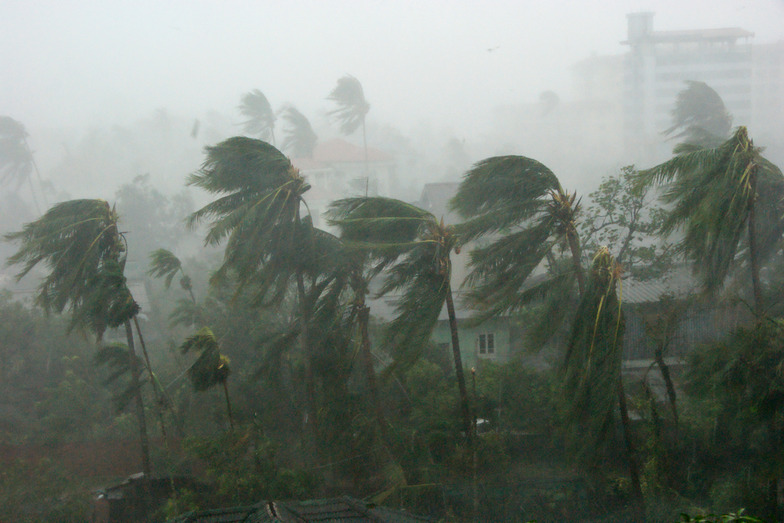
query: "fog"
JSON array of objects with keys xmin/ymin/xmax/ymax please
[{"xmin": 2, "ymin": 0, "xmax": 783, "ymax": 201}]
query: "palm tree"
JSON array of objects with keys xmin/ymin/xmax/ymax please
[
  {"xmin": 238, "ymin": 89, "xmax": 277, "ymax": 145},
  {"xmin": 450, "ymin": 155, "xmax": 585, "ymax": 324},
  {"xmin": 149, "ymin": 248, "xmax": 197, "ymax": 304},
  {"xmin": 5, "ymin": 199, "xmax": 151, "ymax": 475},
  {"xmin": 636, "ymin": 126, "xmax": 784, "ymax": 316},
  {"xmin": 179, "ymin": 327, "xmax": 234, "ymax": 429},
  {"xmin": 187, "ymin": 136, "xmax": 324, "ymax": 443},
  {"xmin": 280, "ymin": 105, "xmax": 318, "ymax": 159},
  {"xmin": 328, "ymin": 196, "xmax": 472, "ymax": 434},
  {"xmin": 560, "ymin": 247, "xmax": 644, "ymax": 517},
  {"xmin": 665, "ymin": 80, "xmax": 732, "ymax": 147},
  {"xmin": 0, "ymin": 116, "xmax": 43, "ymax": 213},
  {"xmin": 327, "ymin": 75, "xmax": 370, "ymax": 175}
]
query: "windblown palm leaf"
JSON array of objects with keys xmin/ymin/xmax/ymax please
[
  {"xmin": 451, "ymin": 155, "xmax": 585, "ymax": 318},
  {"xmin": 329, "ymin": 196, "xmax": 471, "ymax": 431},
  {"xmin": 637, "ymin": 126, "xmax": 784, "ymax": 304},
  {"xmin": 327, "ymin": 75, "xmax": 370, "ymax": 135},
  {"xmin": 180, "ymin": 327, "xmax": 231, "ymax": 391},
  {"xmin": 280, "ymin": 105, "xmax": 318, "ymax": 158},
  {"xmin": 5, "ymin": 199, "xmax": 138, "ymax": 335},
  {"xmin": 238, "ymin": 89, "xmax": 276, "ymax": 143},
  {"xmin": 148, "ymin": 248, "xmax": 183, "ymax": 289},
  {"xmin": 665, "ymin": 81, "xmax": 732, "ymax": 147},
  {"xmin": 560, "ymin": 248, "xmax": 624, "ymax": 466},
  {"xmin": 187, "ymin": 137, "xmax": 312, "ymax": 306},
  {"xmin": 0, "ymin": 116, "xmax": 33, "ymax": 189}
]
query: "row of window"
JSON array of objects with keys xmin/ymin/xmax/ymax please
[{"xmin": 438, "ymin": 332, "xmax": 496, "ymax": 356}]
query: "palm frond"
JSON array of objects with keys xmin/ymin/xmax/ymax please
[
  {"xmin": 451, "ymin": 155, "xmax": 561, "ymax": 240},
  {"xmin": 559, "ymin": 247, "xmax": 624, "ymax": 467},
  {"xmin": 148, "ymin": 248, "xmax": 182, "ymax": 289},
  {"xmin": 665, "ymin": 80, "xmax": 732, "ymax": 146},
  {"xmin": 5, "ymin": 199, "xmax": 136, "ymax": 334},
  {"xmin": 327, "ymin": 75, "xmax": 370, "ymax": 135},
  {"xmin": 180, "ymin": 327, "xmax": 230, "ymax": 391}
]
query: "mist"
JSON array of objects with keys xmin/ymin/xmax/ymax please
[{"xmin": 3, "ymin": 1, "xmax": 784, "ymax": 521}]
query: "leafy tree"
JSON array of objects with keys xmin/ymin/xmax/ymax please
[
  {"xmin": 179, "ymin": 327, "xmax": 234, "ymax": 429},
  {"xmin": 5, "ymin": 199, "xmax": 152, "ymax": 474},
  {"xmin": 328, "ymin": 75, "xmax": 370, "ymax": 172},
  {"xmin": 580, "ymin": 165, "xmax": 674, "ymax": 280},
  {"xmin": 665, "ymin": 81, "xmax": 733, "ymax": 148},
  {"xmin": 686, "ymin": 320, "xmax": 784, "ymax": 521},
  {"xmin": 560, "ymin": 247, "xmax": 644, "ymax": 516},
  {"xmin": 451, "ymin": 155, "xmax": 585, "ymax": 326},
  {"xmin": 280, "ymin": 105, "xmax": 318, "ymax": 158},
  {"xmin": 238, "ymin": 89, "xmax": 276, "ymax": 144},
  {"xmin": 636, "ymin": 126, "xmax": 784, "ymax": 316},
  {"xmin": 328, "ymin": 196, "xmax": 472, "ymax": 434}
]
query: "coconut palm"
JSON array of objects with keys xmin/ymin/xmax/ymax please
[
  {"xmin": 5, "ymin": 199, "xmax": 151, "ymax": 474},
  {"xmin": 636, "ymin": 126, "xmax": 784, "ymax": 316},
  {"xmin": 328, "ymin": 196, "xmax": 472, "ymax": 434},
  {"xmin": 149, "ymin": 248, "xmax": 197, "ymax": 304},
  {"xmin": 280, "ymin": 105, "xmax": 318, "ymax": 159},
  {"xmin": 179, "ymin": 327, "xmax": 234, "ymax": 429},
  {"xmin": 665, "ymin": 80, "xmax": 732, "ymax": 147},
  {"xmin": 328, "ymin": 75, "xmax": 370, "ymax": 173},
  {"xmin": 451, "ymin": 155, "xmax": 585, "ymax": 326},
  {"xmin": 0, "ymin": 116, "xmax": 42, "ymax": 213},
  {"xmin": 187, "ymin": 136, "xmax": 327, "ymax": 443},
  {"xmin": 560, "ymin": 247, "xmax": 644, "ymax": 516},
  {"xmin": 238, "ymin": 89, "xmax": 277, "ymax": 145}
]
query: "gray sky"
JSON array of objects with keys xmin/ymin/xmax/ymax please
[{"xmin": 2, "ymin": 0, "xmax": 783, "ymax": 137}]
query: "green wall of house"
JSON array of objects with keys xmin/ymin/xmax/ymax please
[{"xmin": 431, "ymin": 316, "xmax": 513, "ymax": 368}]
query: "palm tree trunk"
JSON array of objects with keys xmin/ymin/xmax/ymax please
[
  {"xmin": 124, "ymin": 320, "xmax": 152, "ymax": 476},
  {"xmin": 295, "ymin": 210, "xmax": 319, "ymax": 459},
  {"xmin": 358, "ymin": 303, "xmax": 391, "ymax": 446},
  {"xmin": 445, "ymin": 282, "xmax": 472, "ymax": 434},
  {"xmin": 618, "ymin": 377, "xmax": 644, "ymax": 518},
  {"xmin": 747, "ymin": 165, "xmax": 763, "ymax": 317},
  {"xmin": 222, "ymin": 380, "xmax": 235, "ymax": 430},
  {"xmin": 133, "ymin": 317, "xmax": 170, "ymax": 443},
  {"xmin": 654, "ymin": 345, "xmax": 679, "ymax": 427},
  {"xmin": 566, "ymin": 229, "xmax": 585, "ymax": 296}
]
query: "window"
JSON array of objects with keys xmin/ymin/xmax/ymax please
[{"xmin": 477, "ymin": 333, "xmax": 495, "ymax": 355}]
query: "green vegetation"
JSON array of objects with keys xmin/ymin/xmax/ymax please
[{"xmin": 2, "ymin": 80, "xmax": 783, "ymax": 522}]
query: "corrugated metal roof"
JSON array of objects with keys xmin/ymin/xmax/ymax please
[{"xmin": 167, "ymin": 497, "xmax": 431, "ymax": 522}]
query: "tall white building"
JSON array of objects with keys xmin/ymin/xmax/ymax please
[{"xmin": 622, "ymin": 12, "xmax": 755, "ymax": 163}]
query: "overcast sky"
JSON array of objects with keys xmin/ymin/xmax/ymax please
[{"xmin": 2, "ymin": 0, "xmax": 783, "ymax": 138}]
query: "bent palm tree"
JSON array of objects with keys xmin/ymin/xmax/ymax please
[
  {"xmin": 187, "ymin": 136, "xmax": 325, "ymax": 445},
  {"xmin": 238, "ymin": 89, "xmax": 277, "ymax": 145},
  {"xmin": 0, "ymin": 116, "xmax": 42, "ymax": 213},
  {"xmin": 5, "ymin": 199, "xmax": 151, "ymax": 474},
  {"xmin": 328, "ymin": 196, "xmax": 472, "ymax": 434},
  {"xmin": 328, "ymin": 75, "xmax": 370, "ymax": 175},
  {"xmin": 180, "ymin": 327, "xmax": 234, "ymax": 429},
  {"xmin": 636, "ymin": 126, "xmax": 784, "ymax": 316},
  {"xmin": 560, "ymin": 247, "xmax": 644, "ymax": 516},
  {"xmin": 451, "ymin": 156, "xmax": 585, "ymax": 324},
  {"xmin": 665, "ymin": 80, "xmax": 732, "ymax": 147},
  {"xmin": 280, "ymin": 105, "xmax": 318, "ymax": 159}
]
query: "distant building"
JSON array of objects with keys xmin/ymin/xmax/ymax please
[
  {"xmin": 622, "ymin": 11, "xmax": 755, "ymax": 163},
  {"xmin": 292, "ymin": 138, "xmax": 397, "ymax": 228},
  {"xmin": 569, "ymin": 12, "xmax": 784, "ymax": 166}
]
